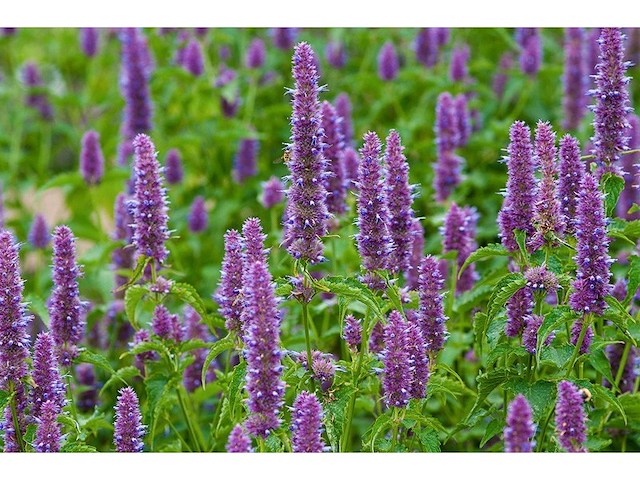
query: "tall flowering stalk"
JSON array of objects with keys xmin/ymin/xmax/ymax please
[
  {"xmin": 114, "ymin": 387, "xmax": 145, "ymax": 452},
  {"xmin": 504, "ymin": 394, "xmax": 535, "ymax": 452},
  {"xmin": 415, "ymin": 28, "xmax": 438, "ymax": 68},
  {"xmin": 590, "ymin": 28, "xmax": 632, "ymax": 174},
  {"xmin": 31, "ymin": 332, "xmax": 65, "ymax": 418},
  {"xmin": 356, "ymin": 131, "xmax": 391, "ymax": 290},
  {"xmin": 558, "ymin": 135, "xmax": 585, "ymax": 235},
  {"xmin": 335, "ymin": 93, "xmax": 354, "ymax": 147},
  {"xmin": 183, "ymin": 39, "xmax": 204, "ymax": 76},
  {"xmin": 34, "ymin": 400, "xmax": 62, "ymax": 453},
  {"xmin": 188, "ymin": 196, "xmax": 208, "ymax": 233},
  {"xmin": 434, "ymin": 92, "xmax": 463, "ymax": 201},
  {"xmin": 49, "ymin": 225, "xmax": 86, "ymax": 365},
  {"xmin": 215, "ymin": 229, "xmax": 244, "ymax": 336},
  {"xmin": 128, "ymin": 134, "xmax": 170, "ymax": 267},
  {"xmin": 406, "ymin": 318, "xmax": 430, "ymax": 399},
  {"xmin": 80, "ymin": 130, "xmax": 105, "ymax": 185},
  {"xmin": 28, "ymin": 213, "xmax": 51, "ymax": 249},
  {"xmin": 516, "ymin": 28, "xmax": 541, "ymax": 76},
  {"xmin": 164, "ymin": 148, "xmax": 184, "ymax": 185},
  {"xmin": 505, "ymin": 287, "xmax": 534, "ymax": 337},
  {"xmin": 563, "ymin": 28, "xmax": 588, "ymax": 130},
  {"xmin": 383, "ymin": 311, "xmax": 411, "ymax": 408},
  {"xmin": 260, "ymin": 176, "xmax": 285, "ymax": 209},
  {"xmin": 118, "ymin": 28, "xmax": 153, "ymax": 166},
  {"xmin": 233, "ymin": 138, "xmax": 259, "ymax": 184},
  {"xmin": 378, "ymin": 41, "xmax": 399, "ymax": 81},
  {"xmin": 226, "ymin": 424, "xmax": 252, "ymax": 452},
  {"xmin": 243, "ymin": 259, "xmax": 285, "ymax": 437},
  {"xmin": 442, "ymin": 203, "xmax": 478, "ymax": 293},
  {"xmin": 555, "ymin": 380, "xmax": 588, "ymax": 452},
  {"xmin": 0, "ymin": 231, "xmax": 31, "ymax": 451},
  {"xmin": 22, "ymin": 62, "xmax": 53, "ymax": 120},
  {"xmin": 384, "ymin": 130, "xmax": 414, "ymax": 274},
  {"xmin": 498, "ymin": 121, "xmax": 537, "ymax": 251},
  {"xmin": 406, "ymin": 218, "xmax": 425, "ymax": 290},
  {"xmin": 417, "ymin": 255, "xmax": 448, "ymax": 356},
  {"xmin": 80, "ymin": 28, "xmax": 99, "ymax": 57},
  {"xmin": 449, "ymin": 44, "xmax": 470, "ymax": 82},
  {"xmin": 282, "ymin": 42, "xmax": 329, "ymax": 264},
  {"xmin": 493, "ymin": 53, "xmax": 513, "ymax": 100},
  {"xmin": 321, "ymin": 101, "xmax": 347, "ymax": 216},
  {"xmin": 112, "ymin": 193, "xmax": 135, "ymax": 294},
  {"xmin": 291, "ymin": 391, "xmax": 327, "ymax": 452}
]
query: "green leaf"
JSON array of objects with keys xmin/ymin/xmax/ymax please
[
  {"xmin": 40, "ymin": 171, "xmax": 84, "ymax": 191},
  {"xmin": 124, "ymin": 285, "xmax": 147, "ymax": 329},
  {"xmin": 99, "ymin": 366, "xmax": 141, "ymax": 397},
  {"xmin": 76, "ymin": 349, "xmax": 115, "ymax": 375},
  {"xmin": 604, "ymin": 296, "xmax": 638, "ymax": 346},
  {"xmin": 0, "ymin": 390, "xmax": 8, "ymax": 411},
  {"xmin": 201, "ymin": 335, "xmax": 234, "ymax": 388},
  {"xmin": 170, "ymin": 282, "xmax": 223, "ymax": 328},
  {"xmin": 473, "ymin": 312, "xmax": 488, "ymax": 356},
  {"xmin": 324, "ymin": 385, "xmax": 356, "ymax": 452},
  {"xmin": 536, "ymin": 307, "xmax": 576, "ymax": 363},
  {"xmin": 479, "ymin": 417, "xmax": 504, "ymax": 448},
  {"xmin": 458, "ymin": 243, "xmax": 509, "ymax": 276},
  {"xmin": 601, "ymin": 172, "xmax": 625, "ymax": 217},
  {"xmin": 119, "ymin": 255, "xmax": 151, "ymax": 292},
  {"xmin": 464, "ymin": 368, "xmax": 513, "ymax": 423},
  {"xmin": 487, "ymin": 273, "xmax": 526, "ymax": 321},
  {"xmin": 123, "ymin": 340, "xmax": 168, "ymax": 358},
  {"xmin": 618, "ymin": 393, "xmax": 640, "ymax": 423},
  {"xmin": 504, "ymin": 379, "xmax": 555, "ymax": 422},
  {"xmin": 588, "ymin": 347, "xmax": 616, "ymax": 387},
  {"xmin": 315, "ymin": 276, "xmax": 384, "ymax": 320},
  {"xmin": 362, "ymin": 410, "xmax": 393, "ymax": 452},
  {"xmin": 514, "ymin": 229, "xmax": 529, "ymax": 262},
  {"xmin": 625, "ymin": 255, "xmax": 640, "ymax": 307},
  {"xmin": 416, "ymin": 428, "xmax": 441, "ymax": 452},
  {"xmin": 145, "ymin": 373, "xmax": 177, "ymax": 440},
  {"xmin": 179, "ymin": 338, "xmax": 212, "ymax": 354},
  {"xmin": 61, "ymin": 442, "xmax": 98, "ymax": 452}
]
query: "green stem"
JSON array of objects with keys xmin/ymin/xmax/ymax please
[
  {"xmin": 66, "ymin": 368, "xmax": 79, "ymax": 425},
  {"xmin": 301, "ymin": 300, "xmax": 313, "ymax": 378},
  {"xmin": 614, "ymin": 342, "xmax": 632, "ymax": 391},
  {"xmin": 527, "ymin": 354, "xmax": 534, "ymax": 383},
  {"xmin": 565, "ymin": 316, "xmax": 590, "ymax": 377},
  {"xmin": 390, "ymin": 408, "xmax": 399, "ymax": 452},
  {"xmin": 8, "ymin": 381, "xmax": 25, "ymax": 452},
  {"xmin": 537, "ymin": 406, "xmax": 555, "ymax": 452},
  {"xmin": 176, "ymin": 386, "xmax": 206, "ymax": 452},
  {"xmin": 257, "ymin": 436, "xmax": 266, "ymax": 453}
]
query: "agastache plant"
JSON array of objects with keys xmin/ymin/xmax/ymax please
[
  {"xmin": 558, "ymin": 135, "xmax": 585, "ymax": 234},
  {"xmin": 441, "ymin": 203, "xmax": 478, "ymax": 294},
  {"xmin": 563, "ymin": 28, "xmax": 588, "ymax": 130},
  {"xmin": 417, "ymin": 255, "xmax": 448, "ymax": 356},
  {"xmin": 555, "ymin": 380, "xmax": 588, "ymax": 452},
  {"xmin": 113, "ymin": 386, "xmax": 145, "ymax": 452},
  {"xmin": 80, "ymin": 130, "xmax": 105, "ymax": 185},
  {"xmin": 291, "ymin": 391, "xmax": 328, "ymax": 452},
  {"xmin": 378, "ymin": 41, "xmax": 399, "ymax": 81},
  {"xmin": 215, "ymin": 229, "xmax": 244, "ymax": 336},
  {"xmin": 434, "ymin": 92, "xmax": 463, "ymax": 201},
  {"xmin": 31, "ymin": 331, "xmax": 65, "ymax": 418},
  {"xmin": 28, "ymin": 213, "xmax": 51, "ymax": 249},
  {"xmin": 34, "ymin": 400, "xmax": 62, "ymax": 453},
  {"xmin": 233, "ymin": 138, "xmax": 259, "ymax": 184},
  {"xmin": 504, "ymin": 394, "xmax": 535, "ymax": 452},
  {"xmin": 321, "ymin": 100, "xmax": 347, "ymax": 216},
  {"xmin": 383, "ymin": 311, "xmax": 411, "ymax": 408}
]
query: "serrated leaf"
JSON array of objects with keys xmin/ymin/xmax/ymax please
[
  {"xmin": 201, "ymin": 335, "xmax": 234, "ymax": 388},
  {"xmin": 618, "ymin": 393, "xmax": 640, "ymax": 422},
  {"xmin": 601, "ymin": 172, "xmax": 625, "ymax": 217},
  {"xmin": 417, "ymin": 428, "xmax": 441, "ymax": 452},
  {"xmin": 119, "ymin": 255, "xmax": 151, "ymax": 293},
  {"xmin": 170, "ymin": 282, "xmax": 219, "ymax": 328},
  {"xmin": 473, "ymin": 312, "xmax": 488, "ymax": 356},
  {"xmin": 179, "ymin": 338, "xmax": 212, "ymax": 354},
  {"xmin": 487, "ymin": 273, "xmax": 526, "ymax": 321},
  {"xmin": 464, "ymin": 368, "xmax": 513, "ymax": 423},
  {"xmin": 61, "ymin": 442, "xmax": 98, "ymax": 452},
  {"xmin": 324, "ymin": 386, "xmax": 356, "ymax": 452},
  {"xmin": 604, "ymin": 296, "xmax": 638, "ymax": 346},
  {"xmin": 588, "ymin": 347, "xmax": 616, "ymax": 387},
  {"xmin": 504, "ymin": 379, "xmax": 555, "ymax": 422},
  {"xmin": 145, "ymin": 373, "xmax": 176, "ymax": 440},
  {"xmin": 536, "ymin": 307, "xmax": 576, "ymax": 363},
  {"xmin": 315, "ymin": 276, "xmax": 384, "ymax": 320},
  {"xmin": 459, "ymin": 243, "xmax": 509, "ymax": 276},
  {"xmin": 625, "ymin": 255, "xmax": 640, "ymax": 307},
  {"xmin": 99, "ymin": 366, "xmax": 140, "ymax": 397},
  {"xmin": 76, "ymin": 349, "xmax": 115, "ymax": 375},
  {"xmin": 124, "ymin": 285, "xmax": 147, "ymax": 329},
  {"xmin": 480, "ymin": 417, "xmax": 504, "ymax": 448},
  {"xmin": 123, "ymin": 340, "xmax": 168, "ymax": 358},
  {"xmin": 362, "ymin": 410, "xmax": 393, "ymax": 452}
]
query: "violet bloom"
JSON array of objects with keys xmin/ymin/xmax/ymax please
[
  {"xmin": 406, "ymin": 218, "xmax": 425, "ymax": 290},
  {"xmin": 227, "ymin": 424, "xmax": 252, "ymax": 452},
  {"xmin": 112, "ymin": 193, "xmax": 134, "ymax": 295},
  {"xmin": 28, "ymin": 213, "xmax": 51, "ymax": 249},
  {"xmin": 570, "ymin": 318, "xmax": 594, "ymax": 355},
  {"xmin": 505, "ymin": 288, "xmax": 534, "ymax": 338},
  {"xmin": 215, "ymin": 229, "xmax": 244, "ymax": 336},
  {"xmin": 435, "ymin": 28, "xmax": 450, "ymax": 46},
  {"xmin": 415, "ymin": 28, "xmax": 438, "ymax": 68},
  {"xmin": 242, "ymin": 217, "xmax": 268, "ymax": 271},
  {"xmin": 188, "ymin": 196, "xmax": 208, "ymax": 233},
  {"xmin": 22, "ymin": 62, "xmax": 53, "ymax": 120},
  {"xmin": 164, "ymin": 148, "xmax": 184, "ymax": 185},
  {"xmin": 569, "ymin": 173, "xmax": 613, "ymax": 316},
  {"xmin": 128, "ymin": 134, "xmax": 170, "ymax": 266},
  {"xmin": 260, "ymin": 176, "xmax": 285, "ymax": 209},
  {"xmin": 183, "ymin": 39, "xmax": 204, "ymax": 76},
  {"xmin": 291, "ymin": 391, "xmax": 327, "ymax": 452},
  {"xmin": 271, "ymin": 28, "xmax": 298, "ymax": 50},
  {"xmin": 245, "ymin": 38, "xmax": 266, "ymax": 69},
  {"xmin": 221, "ymin": 94, "xmax": 240, "ymax": 118},
  {"xmin": 406, "ymin": 318, "xmax": 430, "ymax": 399},
  {"xmin": 590, "ymin": 28, "xmax": 632, "ymax": 174},
  {"xmin": 356, "ymin": 131, "xmax": 391, "ymax": 290},
  {"xmin": 117, "ymin": 29, "xmax": 153, "ymax": 166},
  {"xmin": 493, "ymin": 53, "xmax": 513, "ymax": 100},
  {"xmin": 131, "ymin": 329, "xmax": 157, "ymax": 374},
  {"xmin": 555, "ymin": 380, "xmax": 588, "ymax": 452},
  {"xmin": 531, "ymin": 121, "xmax": 564, "ymax": 249},
  {"xmin": 417, "ymin": 255, "xmax": 448, "ymax": 355},
  {"xmin": 558, "ymin": 135, "xmax": 585, "ymax": 235},
  {"xmin": 519, "ymin": 30, "xmax": 542, "ymax": 76},
  {"xmin": 152, "ymin": 304, "xmax": 181, "ymax": 342},
  {"xmin": 497, "ymin": 121, "xmax": 537, "ymax": 251},
  {"xmin": 49, "ymin": 225, "xmax": 86, "ymax": 365},
  {"xmin": 504, "ymin": 394, "xmax": 535, "ymax": 453},
  {"xmin": 618, "ymin": 115, "xmax": 640, "ymax": 219},
  {"xmin": 114, "ymin": 387, "xmax": 145, "ymax": 452},
  {"xmin": 434, "ymin": 92, "xmax": 463, "ymax": 202},
  {"xmin": 243, "ymin": 260, "xmax": 285, "ymax": 438},
  {"xmin": 80, "ymin": 28, "xmax": 99, "ymax": 57},
  {"xmin": 233, "ymin": 138, "xmax": 259, "ymax": 184},
  {"xmin": 522, "ymin": 314, "xmax": 543, "ymax": 355},
  {"xmin": 341, "ymin": 147, "xmax": 360, "ymax": 191},
  {"xmin": 587, "ymin": 29, "xmax": 601, "ymax": 88},
  {"xmin": 31, "ymin": 332, "xmax": 65, "ymax": 418},
  {"xmin": 563, "ymin": 28, "xmax": 588, "ymax": 130},
  {"xmin": 383, "ymin": 310, "xmax": 411, "ymax": 408},
  {"xmin": 441, "ymin": 203, "xmax": 478, "ymax": 294},
  {"xmin": 369, "ymin": 321, "xmax": 385, "ymax": 354},
  {"xmin": 378, "ymin": 41, "xmax": 399, "ymax": 81},
  {"xmin": 321, "ymin": 101, "xmax": 347, "ymax": 216},
  {"xmin": 524, "ymin": 266, "xmax": 559, "ymax": 293},
  {"xmin": 335, "ymin": 93, "xmax": 354, "ymax": 147},
  {"xmin": 183, "ymin": 306, "xmax": 215, "ymax": 392},
  {"xmin": 455, "ymin": 94, "xmax": 471, "ymax": 147},
  {"xmin": 34, "ymin": 400, "xmax": 62, "ymax": 453},
  {"xmin": 0, "ymin": 231, "xmax": 31, "ymax": 452},
  {"xmin": 311, "ymin": 352, "xmax": 335, "ymax": 392},
  {"xmin": 215, "ymin": 64, "xmax": 237, "ymax": 88},
  {"xmin": 282, "ymin": 42, "xmax": 329, "ymax": 264},
  {"xmin": 605, "ymin": 343, "xmax": 637, "ymax": 393},
  {"xmin": 325, "ymin": 41, "xmax": 347, "ymax": 69},
  {"xmin": 449, "ymin": 44, "xmax": 470, "ymax": 82},
  {"xmin": 342, "ymin": 314, "xmax": 362, "ymax": 350},
  {"xmin": 80, "ymin": 130, "xmax": 105, "ymax": 185},
  {"xmin": 384, "ymin": 129, "xmax": 414, "ymax": 274}
]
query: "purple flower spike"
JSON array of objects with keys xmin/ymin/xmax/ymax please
[
  {"xmin": 245, "ymin": 38, "xmax": 266, "ymax": 69},
  {"xmin": 524, "ymin": 266, "xmax": 558, "ymax": 293},
  {"xmin": 341, "ymin": 147, "xmax": 359, "ymax": 190},
  {"xmin": 271, "ymin": 28, "xmax": 299, "ymax": 50},
  {"xmin": 605, "ymin": 343, "xmax": 637, "ymax": 393},
  {"xmin": 114, "ymin": 386, "xmax": 145, "ymax": 452},
  {"xmin": 558, "ymin": 135, "xmax": 585, "ymax": 234},
  {"xmin": 183, "ymin": 306, "xmax": 215, "ymax": 392},
  {"xmin": 449, "ymin": 44, "xmax": 470, "ymax": 82},
  {"xmin": 243, "ymin": 260, "xmax": 285, "ymax": 438},
  {"xmin": 590, "ymin": 28, "xmax": 632, "ymax": 172},
  {"xmin": 406, "ymin": 218, "xmax": 425, "ymax": 290},
  {"xmin": 49, "ymin": 225, "xmax": 85, "ymax": 365},
  {"xmin": 129, "ymin": 134, "xmax": 170, "ymax": 266},
  {"xmin": 282, "ymin": 43, "xmax": 329, "ymax": 264},
  {"xmin": 415, "ymin": 28, "xmax": 438, "ymax": 68},
  {"xmin": 28, "ymin": 213, "xmax": 51, "ymax": 249},
  {"xmin": 498, "ymin": 121, "xmax": 537, "ymax": 251},
  {"xmin": 369, "ymin": 321, "xmax": 385, "ymax": 354},
  {"xmin": 378, "ymin": 41, "xmax": 399, "ymax": 81},
  {"xmin": 183, "ymin": 39, "xmax": 204, "ymax": 76},
  {"xmin": 563, "ymin": 28, "xmax": 588, "ymax": 130},
  {"xmin": 260, "ymin": 176, "xmax": 285, "ymax": 209},
  {"xmin": 152, "ymin": 305, "xmax": 180, "ymax": 341},
  {"xmin": 22, "ymin": 62, "xmax": 53, "ymax": 120},
  {"xmin": 242, "ymin": 217, "xmax": 268, "ymax": 268},
  {"xmin": 522, "ymin": 314, "xmax": 543, "ymax": 355},
  {"xmin": 383, "ymin": 311, "xmax": 411, "ymax": 408},
  {"xmin": 131, "ymin": 329, "xmax": 157, "ymax": 374},
  {"xmin": 0, "ymin": 231, "xmax": 31, "ymax": 451},
  {"xmin": 504, "ymin": 394, "xmax": 535, "ymax": 453},
  {"xmin": 321, "ymin": 101, "xmax": 347, "ymax": 216},
  {"xmin": 570, "ymin": 318, "xmax": 594, "ymax": 355},
  {"xmin": 455, "ymin": 95, "xmax": 471, "ymax": 148},
  {"xmin": 325, "ymin": 41, "xmax": 347, "ymax": 69},
  {"xmin": 406, "ymin": 318, "xmax": 430, "ymax": 399},
  {"xmin": 215, "ymin": 230, "xmax": 244, "ymax": 336},
  {"xmin": 233, "ymin": 138, "xmax": 259, "ymax": 184},
  {"xmin": 357, "ymin": 131, "xmax": 391, "ymax": 290},
  {"xmin": 442, "ymin": 203, "xmax": 478, "ymax": 294},
  {"xmin": 417, "ymin": 255, "xmax": 448, "ymax": 355},
  {"xmin": 532, "ymin": 121, "xmax": 564, "ymax": 248},
  {"xmin": 80, "ymin": 28, "xmax": 99, "ymax": 57},
  {"xmin": 31, "ymin": 332, "xmax": 65, "ymax": 418},
  {"xmin": 384, "ymin": 130, "xmax": 414, "ymax": 274},
  {"xmin": 164, "ymin": 148, "xmax": 184, "ymax": 185},
  {"xmin": 434, "ymin": 92, "xmax": 463, "ymax": 201},
  {"xmin": 335, "ymin": 93, "xmax": 354, "ymax": 147},
  {"xmin": 112, "ymin": 193, "xmax": 134, "ymax": 295},
  {"xmin": 227, "ymin": 424, "xmax": 252, "ymax": 452},
  {"xmin": 343, "ymin": 314, "xmax": 362, "ymax": 350},
  {"xmin": 505, "ymin": 287, "xmax": 533, "ymax": 338},
  {"xmin": 76, "ymin": 363, "xmax": 98, "ymax": 412},
  {"xmin": 519, "ymin": 29, "xmax": 542, "ymax": 76},
  {"xmin": 618, "ymin": 115, "xmax": 640, "ymax": 219},
  {"xmin": 117, "ymin": 29, "xmax": 153, "ymax": 166},
  {"xmin": 569, "ymin": 173, "xmax": 612, "ymax": 316},
  {"xmin": 291, "ymin": 391, "xmax": 327, "ymax": 452},
  {"xmin": 188, "ymin": 196, "xmax": 208, "ymax": 233},
  {"xmin": 34, "ymin": 400, "xmax": 62, "ymax": 453},
  {"xmin": 493, "ymin": 53, "xmax": 513, "ymax": 100},
  {"xmin": 555, "ymin": 380, "xmax": 588, "ymax": 452},
  {"xmin": 80, "ymin": 130, "xmax": 105, "ymax": 186}
]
